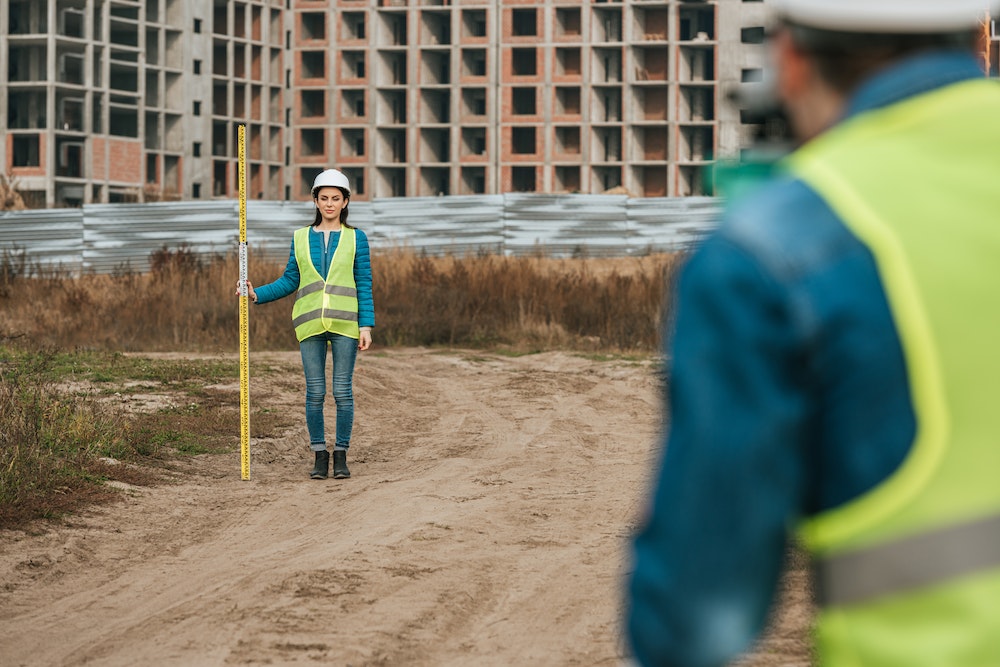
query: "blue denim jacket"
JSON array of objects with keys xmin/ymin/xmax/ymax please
[
  {"xmin": 254, "ymin": 227, "xmax": 375, "ymax": 329},
  {"xmin": 627, "ymin": 52, "xmax": 985, "ymax": 667}
]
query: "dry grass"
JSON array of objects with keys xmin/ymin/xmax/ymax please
[
  {"xmin": 0, "ymin": 343, "xmax": 295, "ymax": 529},
  {"xmin": 0, "ymin": 246, "xmax": 682, "ymax": 353}
]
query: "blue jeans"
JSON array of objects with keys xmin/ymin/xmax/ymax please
[{"xmin": 299, "ymin": 332, "xmax": 358, "ymax": 452}]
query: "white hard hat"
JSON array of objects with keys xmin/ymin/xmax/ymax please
[
  {"xmin": 311, "ymin": 169, "xmax": 351, "ymax": 196},
  {"xmin": 771, "ymin": 0, "xmax": 996, "ymax": 33}
]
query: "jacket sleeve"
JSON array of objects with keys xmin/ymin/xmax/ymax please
[
  {"xmin": 626, "ymin": 232, "xmax": 809, "ymax": 666},
  {"xmin": 354, "ymin": 229, "xmax": 375, "ymax": 328},
  {"xmin": 253, "ymin": 239, "xmax": 300, "ymax": 305}
]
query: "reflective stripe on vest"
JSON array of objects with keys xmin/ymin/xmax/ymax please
[
  {"xmin": 787, "ymin": 78, "xmax": 1000, "ymax": 666},
  {"xmin": 816, "ymin": 511, "xmax": 1000, "ymax": 607},
  {"xmin": 290, "ymin": 226, "xmax": 359, "ymax": 342}
]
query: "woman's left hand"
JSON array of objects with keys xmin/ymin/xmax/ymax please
[{"xmin": 359, "ymin": 328, "xmax": 372, "ymax": 351}]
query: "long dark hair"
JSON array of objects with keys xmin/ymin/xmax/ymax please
[{"xmin": 311, "ymin": 186, "xmax": 352, "ymax": 228}]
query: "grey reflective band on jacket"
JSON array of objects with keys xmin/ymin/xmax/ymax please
[
  {"xmin": 816, "ymin": 512, "xmax": 1000, "ymax": 607},
  {"xmin": 292, "ymin": 309, "xmax": 359, "ymax": 329}
]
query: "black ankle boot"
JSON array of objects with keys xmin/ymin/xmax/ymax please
[
  {"xmin": 310, "ymin": 450, "xmax": 329, "ymax": 479},
  {"xmin": 332, "ymin": 450, "xmax": 351, "ymax": 479}
]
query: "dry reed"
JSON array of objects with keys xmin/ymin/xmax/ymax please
[{"xmin": 0, "ymin": 246, "xmax": 682, "ymax": 353}]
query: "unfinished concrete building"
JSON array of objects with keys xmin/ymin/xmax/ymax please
[
  {"xmin": 2, "ymin": 1, "xmax": 814, "ymax": 205},
  {"xmin": 1, "ymin": 0, "xmax": 286, "ymax": 207},
  {"xmin": 287, "ymin": 0, "xmax": 774, "ymax": 200}
]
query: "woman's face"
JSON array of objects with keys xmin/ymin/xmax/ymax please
[{"xmin": 314, "ymin": 187, "xmax": 349, "ymax": 224}]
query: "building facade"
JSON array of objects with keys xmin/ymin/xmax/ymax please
[{"xmin": 3, "ymin": 0, "xmax": 784, "ymax": 206}]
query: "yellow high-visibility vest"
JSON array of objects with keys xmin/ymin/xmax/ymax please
[
  {"xmin": 788, "ymin": 78, "xmax": 1000, "ymax": 666},
  {"xmin": 290, "ymin": 226, "xmax": 359, "ymax": 342}
]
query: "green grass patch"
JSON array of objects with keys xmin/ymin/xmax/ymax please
[{"xmin": 0, "ymin": 343, "xmax": 293, "ymax": 530}]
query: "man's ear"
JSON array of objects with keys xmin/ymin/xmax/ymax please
[{"xmin": 773, "ymin": 28, "xmax": 812, "ymax": 103}]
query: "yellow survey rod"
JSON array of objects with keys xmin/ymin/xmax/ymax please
[{"xmin": 237, "ymin": 125, "xmax": 250, "ymax": 480}]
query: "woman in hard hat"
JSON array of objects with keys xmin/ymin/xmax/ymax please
[{"xmin": 237, "ymin": 168, "xmax": 374, "ymax": 480}]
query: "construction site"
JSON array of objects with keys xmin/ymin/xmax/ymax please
[{"xmin": 2, "ymin": 0, "xmax": 775, "ymax": 207}]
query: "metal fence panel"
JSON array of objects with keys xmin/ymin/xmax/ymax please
[
  {"xmin": 83, "ymin": 201, "xmax": 239, "ymax": 273},
  {"xmin": 504, "ymin": 194, "xmax": 631, "ymax": 257},
  {"xmin": 372, "ymin": 195, "xmax": 504, "ymax": 255},
  {"xmin": 0, "ymin": 209, "xmax": 85, "ymax": 273},
  {"xmin": 628, "ymin": 196, "xmax": 720, "ymax": 253},
  {"xmin": 0, "ymin": 194, "xmax": 723, "ymax": 273},
  {"xmin": 245, "ymin": 200, "xmax": 313, "ymax": 263}
]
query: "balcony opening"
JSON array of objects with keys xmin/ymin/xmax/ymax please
[
  {"xmin": 146, "ymin": 153, "xmax": 159, "ymax": 184},
  {"xmin": 594, "ymin": 8, "xmax": 621, "ymax": 42},
  {"xmin": 56, "ymin": 137, "xmax": 84, "ymax": 178},
  {"xmin": 301, "ymin": 51, "xmax": 326, "ymax": 79},
  {"xmin": 342, "ymin": 89, "xmax": 366, "ymax": 119},
  {"xmin": 640, "ymin": 166, "xmax": 668, "ymax": 197},
  {"xmin": 378, "ymin": 13, "xmax": 407, "ymax": 47},
  {"xmin": 342, "ymin": 12, "xmax": 365, "ymax": 40},
  {"xmin": 419, "ymin": 128, "xmax": 449, "ymax": 163},
  {"xmin": 680, "ymin": 86, "xmax": 715, "ymax": 122},
  {"xmin": 379, "ymin": 167, "xmax": 406, "ymax": 198},
  {"xmin": 511, "ymin": 166, "xmax": 535, "ymax": 192},
  {"xmin": 421, "ymin": 50, "xmax": 450, "ymax": 85},
  {"xmin": 300, "ymin": 128, "xmax": 326, "ymax": 157},
  {"xmin": 556, "ymin": 87, "xmax": 581, "ymax": 115},
  {"xmin": 462, "ymin": 88, "xmax": 487, "ymax": 117},
  {"xmin": 378, "ymin": 90, "xmax": 406, "ymax": 124},
  {"xmin": 512, "ymin": 88, "xmax": 536, "ymax": 115},
  {"xmin": 555, "ymin": 7, "xmax": 581, "ymax": 37},
  {"xmin": 420, "ymin": 89, "xmax": 450, "ymax": 124},
  {"xmin": 109, "ymin": 105, "xmax": 138, "ymax": 137},
  {"xmin": 511, "ymin": 127, "xmax": 536, "ymax": 155},
  {"xmin": 301, "ymin": 89, "xmax": 325, "ymax": 118},
  {"xmin": 680, "ymin": 5, "xmax": 716, "ymax": 41},
  {"xmin": 556, "ymin": 47, "xmax": 581, "ymax": 76},
  {"xmin": 420, "ymin": 167, "xmax": 449, "ymax": 196},
  {"xmin": 512, "ymin": 48, "xmax": 537, "ymax": 76},
  {"xmin": 461, "ymin": 127, "xmax": 487, "ymax": 156},
  {"xmin": 9, "ymin": 0, "xmax": 49, "ymax": 34},
  {"xmin": 461, "ymin": 167, "xmax": 486, "ymax": 195},
  {"xmin": 301, "ymin": 12, "xmax": 326, "ymax": 41},
  {"xmin": 511, "ymin": 9, "xmax": 536, "ymax": 37},
  {"xmin": 11, "ymin": 135, "xmax": 40, "ymax": 167},
  {"xmin": 8, "ymin": 45, "xmax": 48, "ymax": 81},
  {"xmin": 638, "ymin": 8, "xmax": 668, "ymax": 40},
  {"xmin": 462, "ymin": 9, "xmax": 487, "ymax": 38},
  {"xmin": 595, "ymin": 166, "xmax": 622, "ymax": 193},
  {"xmin": 462, "ymin": 49, "xmax": 487, "ymax": 78},
  {"xmin": 555, "ymin": 166, "xmax": 581, "ymax": 193},
  {"xmin": 341, "ymin": 128, "xmax": 365, "ymax": 158},
  {"xmin": 555, "ymin": 126, "xmax": 580, "ymax": 154},
  {"xmin": 60, "ymin": 6, "xmax": 85, "ymax": 38},
  {"xmin": 342, "ymin": 51, "xmax": 366, "ymax": 80},
  {"xmin": 422, "ymin": 11, "xmax": 451, "ymax": 45},
  {"xmin": 57, "ymin": 94, "xmax": 85, "ymax": 131}
]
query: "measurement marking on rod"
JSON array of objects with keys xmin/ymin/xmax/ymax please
[{"xmin": 238, "ymin": 124, "xmax": 250, "ymax": 481}]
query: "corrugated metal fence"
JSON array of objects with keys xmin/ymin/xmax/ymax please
[{"xmin": 0, "ymin": 194, "xmax": 722, "ymax": 274}]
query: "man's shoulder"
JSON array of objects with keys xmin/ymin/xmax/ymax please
[{"xmin": 711, "ymin": 176, "xmax": 865, "ymax": 282}]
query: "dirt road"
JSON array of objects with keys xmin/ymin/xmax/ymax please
[{"xmin": 0, "ymin": 348, "xmax": 809, "ymax": 666}]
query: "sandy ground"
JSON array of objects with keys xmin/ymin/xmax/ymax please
[{"xmin": 0, "ymin": 348, "xmax": 810, "ymax": 666}]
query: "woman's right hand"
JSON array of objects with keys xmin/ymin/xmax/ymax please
[{"xmin": 235, "ymin": 279, "xmax": 257, "ymax": 303}]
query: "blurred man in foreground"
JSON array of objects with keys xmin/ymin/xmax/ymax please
[{"xmin": 627, "ymin": 1, "xmax": 1000, "ymax": 665}]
